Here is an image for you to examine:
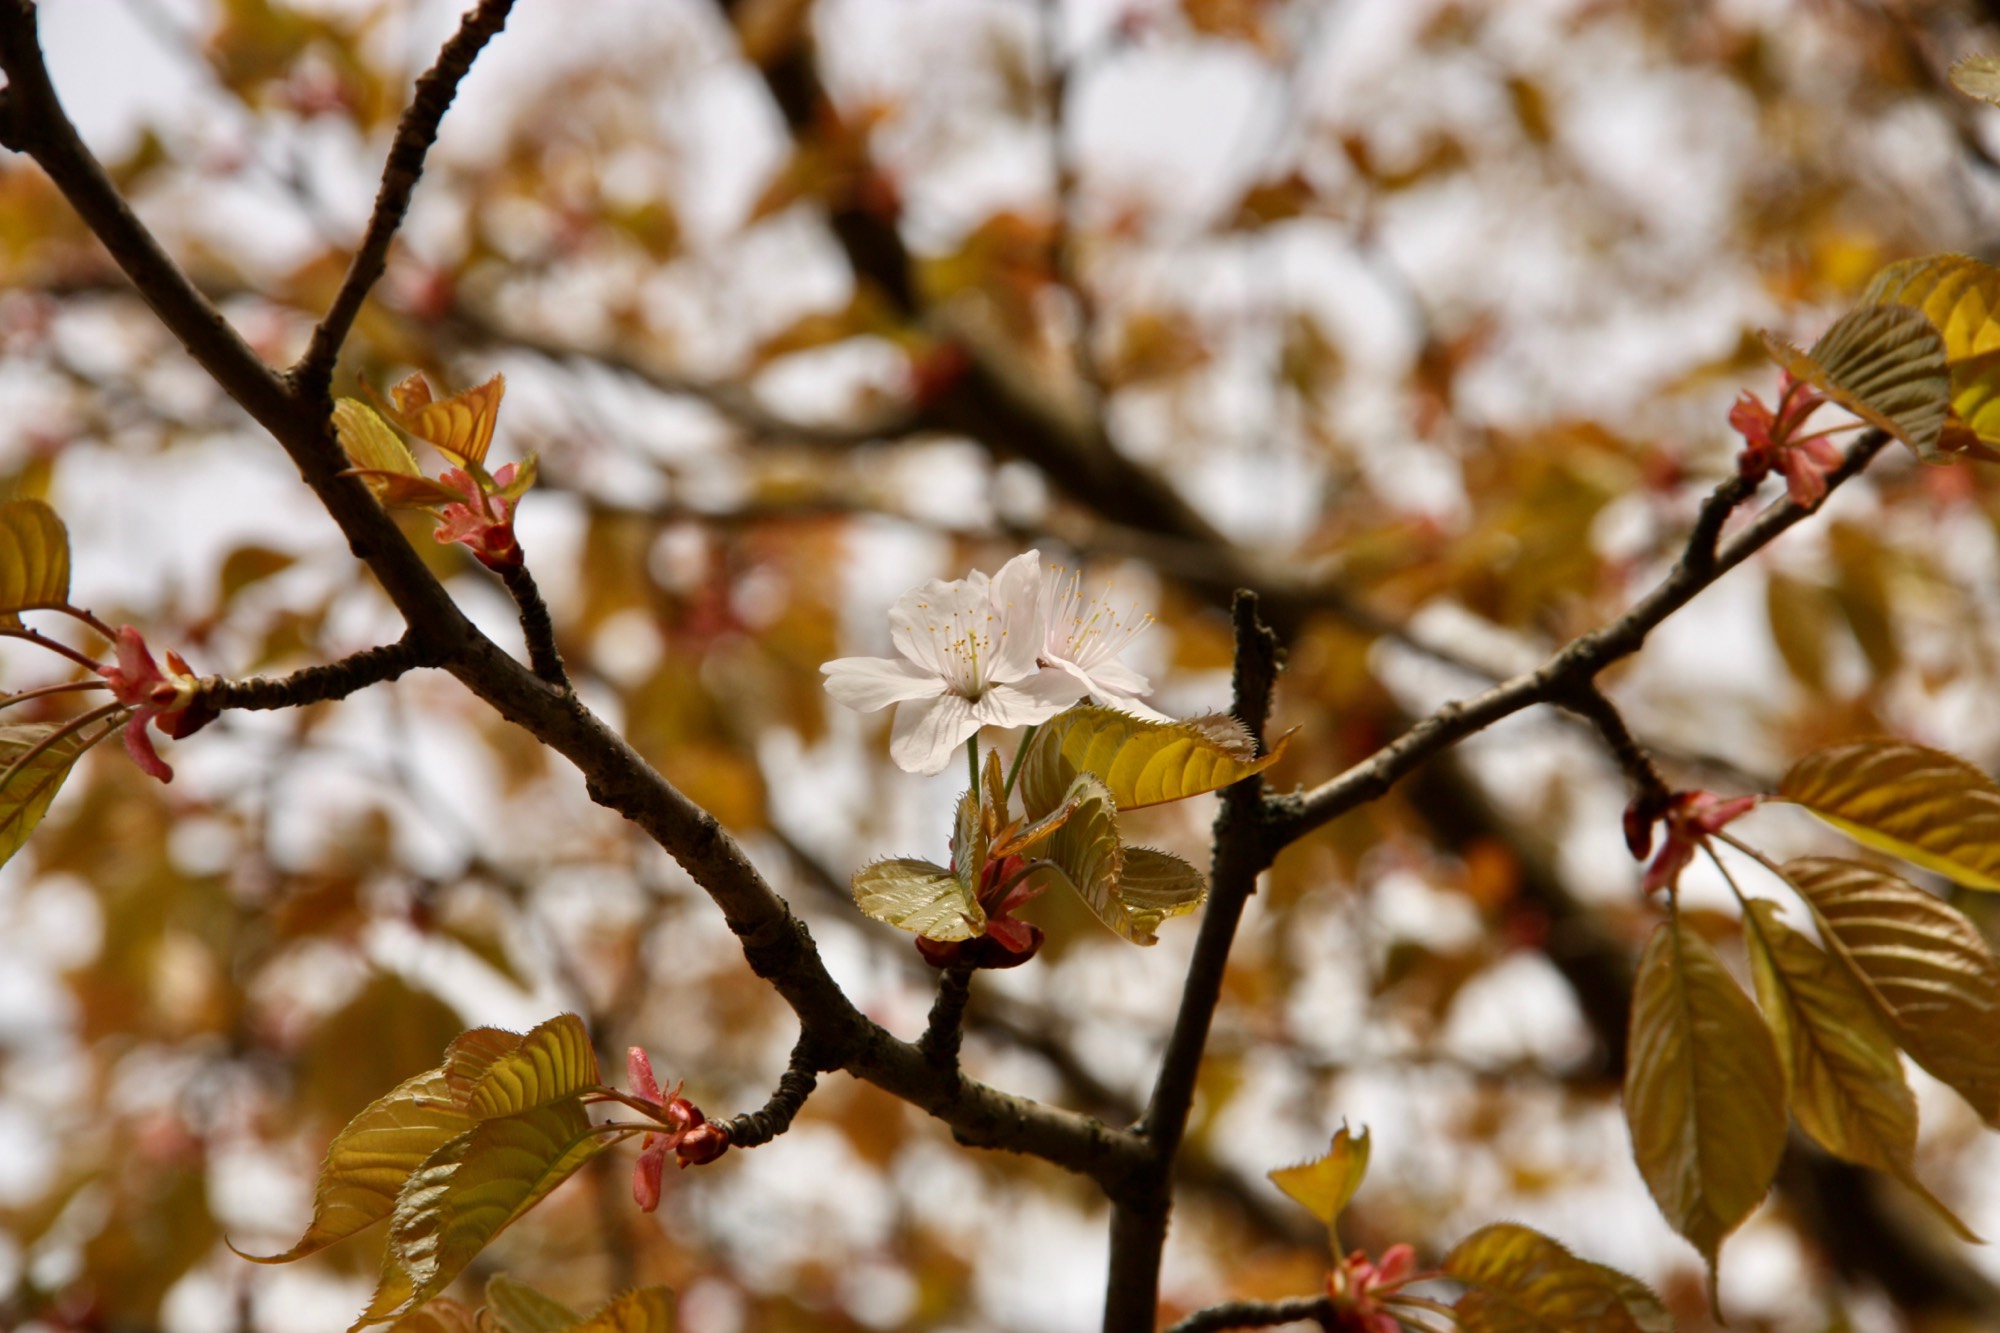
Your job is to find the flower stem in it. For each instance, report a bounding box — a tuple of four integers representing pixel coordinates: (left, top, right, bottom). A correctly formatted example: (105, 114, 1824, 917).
(1002, 724, 1037, 801)
(967, 733, 981, 805)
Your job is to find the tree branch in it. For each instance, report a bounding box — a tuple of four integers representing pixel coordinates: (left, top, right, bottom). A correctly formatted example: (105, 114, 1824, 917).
(0, 0, 1150, 1199)
(195, 633, 446, 713)
(498, 561, 569, 690)
(1270, 434, 1890, 848)
(1162, 1296, 1334, 1333)
(1105, 592, 1286, 1332)
(290, 0, 518, 401)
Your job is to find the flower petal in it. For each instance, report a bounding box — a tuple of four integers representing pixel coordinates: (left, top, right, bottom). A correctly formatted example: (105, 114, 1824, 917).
(822, 656, 946, 712)
(889, 573, 994, 681)
(970, 671, 1080, 729)
(986, 550, 1045, 680)
(889, 692, 980, 775)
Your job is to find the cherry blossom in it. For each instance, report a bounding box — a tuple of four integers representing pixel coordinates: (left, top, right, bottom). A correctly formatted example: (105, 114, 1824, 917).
(821, 551, 1078, 774)
(1039, 564, 1164, 719)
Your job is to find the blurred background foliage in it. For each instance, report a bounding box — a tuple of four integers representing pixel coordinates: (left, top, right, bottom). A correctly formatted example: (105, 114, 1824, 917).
(11, 0, 2000, 1329)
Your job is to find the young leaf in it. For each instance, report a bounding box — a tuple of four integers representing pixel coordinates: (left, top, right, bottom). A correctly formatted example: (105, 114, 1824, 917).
(334, 400, 425, 479)
(384, 1300, 481, 1333)
(1267, 1124, 1369, 1239)
(851, 857, 982, 940)
(1861, 255, 2000, 360)
(1623, 918, 1786, 1287)
(441, 1026, 529, 1098)
(852, 784, 987, 940)
(238, 1066, 475, 1264)
(484, 1274, 583, 1333)
(0, 498, 70, 620)
(1763, 303, 1951, 460)
(356, 1099, 608, 1329)
(1777, 738, 2000, 891)
(465, 1013, 602, 1119)
(554, 1288, 677, 1333)
(1950, 55, 2000, 105)
(387, 373, 504, 467)
(0, 721, 99, 871)
(1741, 900, 1976, 1240)
(1016, 706, 1287, 818)
(1784, 857, 2000, 1123)
(1444, 1223, 1672, 1333)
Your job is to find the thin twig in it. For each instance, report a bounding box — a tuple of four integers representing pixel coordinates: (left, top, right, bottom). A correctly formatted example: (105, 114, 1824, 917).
(498, 561, 569, 690)
(721, 1034, 828, 1147)
(0, 679, 108, 712)
(1161, 1295, 1335, 1333)
(1271, 433, 1889, 848)
(290, 0, 519, 400)
(1557, 681, 1669, 809)
(0, 625, 102, 672)
(196, 634, 444, 713)
(917, 964, 976, 1069)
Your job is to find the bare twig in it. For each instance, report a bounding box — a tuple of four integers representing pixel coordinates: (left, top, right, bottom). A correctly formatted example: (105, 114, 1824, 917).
(291, 0, 519, 400)
(1162, 1295, 1335, 1333)
(1270, 437, 1888, 849)
(497, 561, 569, 690)
(196, 634, 444, 714)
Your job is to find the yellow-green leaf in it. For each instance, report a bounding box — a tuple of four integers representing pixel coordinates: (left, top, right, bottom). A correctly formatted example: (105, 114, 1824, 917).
(1267, 1124, 1369, 1239)
(239, 1067, 475, 1264)
(852, 857, 981, 940)
(1445, 1223, 1672, 1333)
(1036, 774, 1129, 933)
(0, 498, 70, 621)
(485, 1275, 583, 1333)
(1763, 303, 1950, 460)
(334, 400, 425, 479)
(1017, 706, 1287, 818)
(1624, 918, 1786, 1285)
(495, 452, 539, 501)
(1742, 900, 1975, 1240)
(1950, 55, 2000, 105)
(1113, 847, 1207, 931)
(0, 721, 98, 872)
(1783, 857, 2000, 1123)
(1860, 254, 2000, 448)
(466, 1013, 601, 1119)
(852, 784, 986, 940)
(356, 1100, 607, 1329)
(1777, 738, 2000, 890)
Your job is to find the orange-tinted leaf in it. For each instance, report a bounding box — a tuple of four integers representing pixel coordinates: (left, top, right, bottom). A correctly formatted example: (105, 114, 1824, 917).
(1742, 900, 1976, 1240)
(1623, 918, 1786, 1288)
(1267, 1124, 1368, 1239)
(1784, 857, 2000, 1123)
(1777, 739, 2000, 890)
(0, 497, 70, 621)
(1017, 706, 1288, 818)
(557, 1287, 678, 1333)
(1445, 1223, 1672, 1332)
(386, 1299, 481, 1333)
(343, 470, 467, 510)
(1763, 303, 1950, 460)
(386, 373, 504, 467)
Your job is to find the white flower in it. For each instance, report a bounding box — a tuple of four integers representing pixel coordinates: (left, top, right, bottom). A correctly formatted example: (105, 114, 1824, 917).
(822, 551, 1080, 775)
(1039, 564, 1165, 720)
